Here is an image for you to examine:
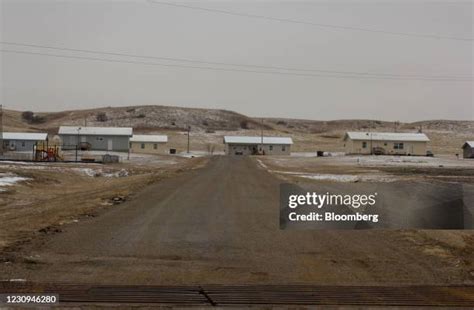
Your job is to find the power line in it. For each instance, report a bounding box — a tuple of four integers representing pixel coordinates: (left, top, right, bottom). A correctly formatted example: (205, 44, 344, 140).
(1, 49, 472, 82)
(1, 41, 472, 80)
(147, 1, 474, 42)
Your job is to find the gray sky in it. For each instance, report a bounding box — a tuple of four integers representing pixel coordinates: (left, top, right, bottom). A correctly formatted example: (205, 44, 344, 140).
(1, 0, 473, 121)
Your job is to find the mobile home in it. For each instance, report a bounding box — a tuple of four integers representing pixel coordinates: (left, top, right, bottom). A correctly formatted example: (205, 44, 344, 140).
(58, 126, 133, 152)
(2, 132, 48, 152)
(223, 136, 293, 155)
(343, 132, 429, 156)
(130, 135, 168, 154)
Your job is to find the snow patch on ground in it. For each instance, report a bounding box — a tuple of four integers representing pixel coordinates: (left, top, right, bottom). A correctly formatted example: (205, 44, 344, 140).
(0, 173, 30, 191)
(299, 173, 396, 183)
(352, 155, 473, 168)
(71, 168, 129, 178)
(0, 161, 37, 165)
(178, 151, 208, 158)
(270, 170, 396, 183)
(291, 152, 317, 157)
(256, 159, 268, 169)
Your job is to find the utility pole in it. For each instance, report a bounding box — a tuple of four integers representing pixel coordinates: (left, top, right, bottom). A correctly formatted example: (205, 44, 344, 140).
(0, 105, 3, 156)
(187, 125, 191, 154)
(260, 118, 264, 155)
(367, 130, 373, 155)
(76, 127, 81, 162)
(370, 132, 373, 155)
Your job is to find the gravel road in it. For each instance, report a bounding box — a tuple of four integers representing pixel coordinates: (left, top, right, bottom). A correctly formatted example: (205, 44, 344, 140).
(3, 156, 473, 285)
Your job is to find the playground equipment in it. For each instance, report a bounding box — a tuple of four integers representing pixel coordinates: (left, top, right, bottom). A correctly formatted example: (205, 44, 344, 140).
(34, 136, 63, 162)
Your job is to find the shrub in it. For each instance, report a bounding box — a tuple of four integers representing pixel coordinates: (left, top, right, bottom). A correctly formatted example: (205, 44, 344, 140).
(22, 111, 34, 122)
(96, 112, 108, 122)
(30, 115, 45, 124)
(22, 111, 45, 124)
(240, 120, 249, 129)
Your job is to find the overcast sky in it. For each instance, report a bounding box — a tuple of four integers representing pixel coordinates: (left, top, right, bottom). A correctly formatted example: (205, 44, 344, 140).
(0, 0, 472, 121)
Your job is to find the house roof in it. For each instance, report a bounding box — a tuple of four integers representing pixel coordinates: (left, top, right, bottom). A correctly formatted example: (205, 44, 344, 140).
(2, 132, 48, 141)
(130, 135, 168, 143)
(462, 141, 474, 148)
(59, 126, 133, 136)
(224, 136, 293, 145)
(344, 132, 430, 142)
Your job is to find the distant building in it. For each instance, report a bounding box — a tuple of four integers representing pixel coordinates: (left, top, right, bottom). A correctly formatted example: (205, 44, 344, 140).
(2, 132, 48, 152)
(130, 135, 168, 154)
(58, 126, 133, 152)
(343, 132, 430, 156)
(223, 136, 293, 155)
(462, 141, 474, 159)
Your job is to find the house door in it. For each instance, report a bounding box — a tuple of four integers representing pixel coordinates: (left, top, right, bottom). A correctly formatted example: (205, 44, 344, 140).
(107, 139, 113, 151)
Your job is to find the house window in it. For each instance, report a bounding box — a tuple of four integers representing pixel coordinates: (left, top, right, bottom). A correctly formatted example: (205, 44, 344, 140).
(21, 141, 26, 147)
(141, 143, 145, 149)
(384, 143, 387, 146)
(394, 142, 404, 150)
(153, 144, 158, 150)
(282, 146, 286, 151)
(269, 145, 273, 151)
(362, 141, 367, 148)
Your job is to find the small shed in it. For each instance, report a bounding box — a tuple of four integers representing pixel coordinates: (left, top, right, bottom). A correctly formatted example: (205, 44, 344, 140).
(130, 135, 168, 154)
(223, 136, 293, 155)
(343, 132, 430, 156)
(58, 126, 133, 152)
(2, 132, 48, 152)
(462, 141, 474, 158)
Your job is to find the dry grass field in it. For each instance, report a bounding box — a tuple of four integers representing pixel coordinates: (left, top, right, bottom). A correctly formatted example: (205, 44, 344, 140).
(0, 154, 207, 254)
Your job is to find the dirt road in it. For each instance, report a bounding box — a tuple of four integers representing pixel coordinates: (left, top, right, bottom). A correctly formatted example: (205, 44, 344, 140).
(2, 156, 473, 285)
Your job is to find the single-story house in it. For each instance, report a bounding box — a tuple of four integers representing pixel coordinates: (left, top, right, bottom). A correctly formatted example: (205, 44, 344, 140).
(343, 132, 430, 156)
(130, 135, 168, 154)
(462, 141, 474, 158)
(223, 136, 293, 155)
(2, 132, 48, 152)
(58, 126, 133, 152)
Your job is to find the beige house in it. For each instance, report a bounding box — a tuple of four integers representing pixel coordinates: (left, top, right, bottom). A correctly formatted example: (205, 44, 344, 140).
(130, 135, 168, 154)
(343, 132, 429, 156)
(224, 136, 293, 155)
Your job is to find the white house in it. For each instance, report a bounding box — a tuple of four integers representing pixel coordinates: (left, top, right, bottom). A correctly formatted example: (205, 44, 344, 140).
(223, 136, 293, 155)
